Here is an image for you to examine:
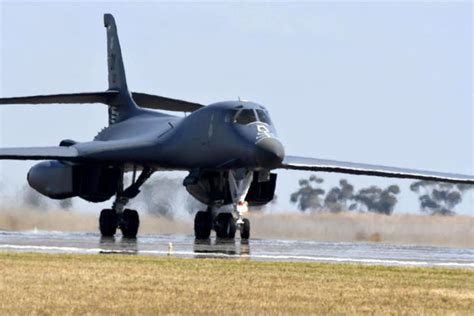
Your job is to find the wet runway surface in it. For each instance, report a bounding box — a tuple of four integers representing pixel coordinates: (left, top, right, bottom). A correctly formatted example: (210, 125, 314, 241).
(0, 230, 473, 268)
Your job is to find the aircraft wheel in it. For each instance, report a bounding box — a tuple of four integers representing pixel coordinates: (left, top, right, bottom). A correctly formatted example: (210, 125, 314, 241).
(99, 209, 117, 237)
(240, 218, 250, 240)
(194, 211, 212, 239)
(120, 209, 140, 238)
(215, 213, 236, 239)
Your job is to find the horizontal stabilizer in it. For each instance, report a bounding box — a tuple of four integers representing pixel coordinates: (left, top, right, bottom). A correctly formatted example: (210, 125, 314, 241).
(0, 91, 204, 113)
(0, 146, 79, 161)
(0, 91, 118, 105)
(132, 92, 204, 112)
(280, 155, 474, 185)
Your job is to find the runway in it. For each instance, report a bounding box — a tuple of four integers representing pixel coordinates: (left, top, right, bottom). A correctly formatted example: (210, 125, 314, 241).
(0, 230, 473, 268)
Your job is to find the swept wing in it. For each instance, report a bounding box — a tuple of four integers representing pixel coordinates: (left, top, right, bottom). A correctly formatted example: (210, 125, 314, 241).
(281, 155, 474, 185)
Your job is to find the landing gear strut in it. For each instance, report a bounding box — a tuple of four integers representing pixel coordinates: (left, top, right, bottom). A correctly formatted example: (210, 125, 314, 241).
(229, 170, 253, 240)
(99, 167, 153, 238)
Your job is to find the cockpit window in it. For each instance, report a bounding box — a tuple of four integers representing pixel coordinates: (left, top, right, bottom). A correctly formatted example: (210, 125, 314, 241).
(234, 109, 257, 125)
(225, 110, 238, 122)
(256, 109, 272, 125)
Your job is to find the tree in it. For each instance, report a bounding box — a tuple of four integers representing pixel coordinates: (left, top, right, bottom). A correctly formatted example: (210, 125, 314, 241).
(410, 181, 472, 215)
(290, 175, 325, 211)
(291, 175, 401, 214)
(351, 185, 400, 215)
(323, 179, 354, 212)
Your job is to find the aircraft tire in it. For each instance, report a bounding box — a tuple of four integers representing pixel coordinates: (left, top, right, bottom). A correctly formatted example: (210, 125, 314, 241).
(120, 209, 140, 238)
(240, 218, 250, 240)
(99, 209, 117, 237)
(194, 211, 212, 239)
(215, 213, 236, 239)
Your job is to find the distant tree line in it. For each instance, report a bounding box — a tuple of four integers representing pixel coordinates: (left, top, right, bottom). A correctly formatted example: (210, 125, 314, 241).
(11, 175, 474, 217)
(291, 175, 473, 216)
(410, 181, 472, 216)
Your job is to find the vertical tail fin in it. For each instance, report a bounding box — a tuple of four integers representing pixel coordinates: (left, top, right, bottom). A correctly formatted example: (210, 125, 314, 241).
(104, 14, 128, 92)
(103, 14, 138, 125)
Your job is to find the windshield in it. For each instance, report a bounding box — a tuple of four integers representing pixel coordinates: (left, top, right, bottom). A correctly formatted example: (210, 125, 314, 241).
(256, 109, 272, 125)
(234, 109, 257, 125)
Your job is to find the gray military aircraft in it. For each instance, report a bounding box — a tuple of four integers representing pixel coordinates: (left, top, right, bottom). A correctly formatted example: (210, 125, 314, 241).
(1, 14, 473, 239)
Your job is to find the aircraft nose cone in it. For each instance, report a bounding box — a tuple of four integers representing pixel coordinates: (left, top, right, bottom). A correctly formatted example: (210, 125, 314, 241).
(255, 138, 285, 168)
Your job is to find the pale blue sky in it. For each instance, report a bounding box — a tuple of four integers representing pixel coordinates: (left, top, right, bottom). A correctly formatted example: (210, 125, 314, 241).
(1, 1, 472, 215)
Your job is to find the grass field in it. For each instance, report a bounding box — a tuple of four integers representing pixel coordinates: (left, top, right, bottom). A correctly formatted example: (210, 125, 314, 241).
(0, 253, 472, 314)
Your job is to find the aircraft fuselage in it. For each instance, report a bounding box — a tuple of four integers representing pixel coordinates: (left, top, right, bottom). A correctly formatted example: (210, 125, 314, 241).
(89, 100, 285, 171)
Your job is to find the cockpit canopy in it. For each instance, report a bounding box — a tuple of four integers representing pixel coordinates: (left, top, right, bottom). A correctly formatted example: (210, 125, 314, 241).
(229, 108, 273, 126)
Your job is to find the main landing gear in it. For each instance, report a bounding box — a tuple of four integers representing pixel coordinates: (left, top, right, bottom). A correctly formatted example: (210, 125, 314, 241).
(99, 167, 153, 238)
(194, 170, 253, 240)
(100, 208, 139, 238)
(194, 209, 251, 240)
(99, 209, 117, 236)
(194, 210, 212, 239)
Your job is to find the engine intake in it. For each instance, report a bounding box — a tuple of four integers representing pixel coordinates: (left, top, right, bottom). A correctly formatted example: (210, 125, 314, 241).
(185, 171, 277, 206)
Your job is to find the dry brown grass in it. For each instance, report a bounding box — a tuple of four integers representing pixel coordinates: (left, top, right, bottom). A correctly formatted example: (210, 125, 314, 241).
(0, 208, 191, 234)
(0, 252, 472, 315)
(1, 207, 473, 247)
(249, 212, 474, 247)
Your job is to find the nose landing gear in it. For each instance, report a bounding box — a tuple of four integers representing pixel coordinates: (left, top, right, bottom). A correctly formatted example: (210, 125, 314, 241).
(229, 170, 253, 240)
(240, 218, 250, 240)
(234, 201, 251, 239)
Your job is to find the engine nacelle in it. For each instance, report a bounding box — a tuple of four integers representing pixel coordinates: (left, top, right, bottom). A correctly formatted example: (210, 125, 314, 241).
(27, 161, 120, 202)
(185, 171, 277, 206)
(246, 173, 277, 206)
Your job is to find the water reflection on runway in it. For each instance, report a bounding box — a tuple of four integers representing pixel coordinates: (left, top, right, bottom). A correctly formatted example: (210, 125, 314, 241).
(0, 230, 473, 268)
(99, 236, 139, 255)
(193, 238, 250, 259)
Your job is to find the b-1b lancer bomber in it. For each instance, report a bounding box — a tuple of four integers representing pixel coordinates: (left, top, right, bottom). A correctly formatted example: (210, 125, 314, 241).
(1, 14, 473, 239)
